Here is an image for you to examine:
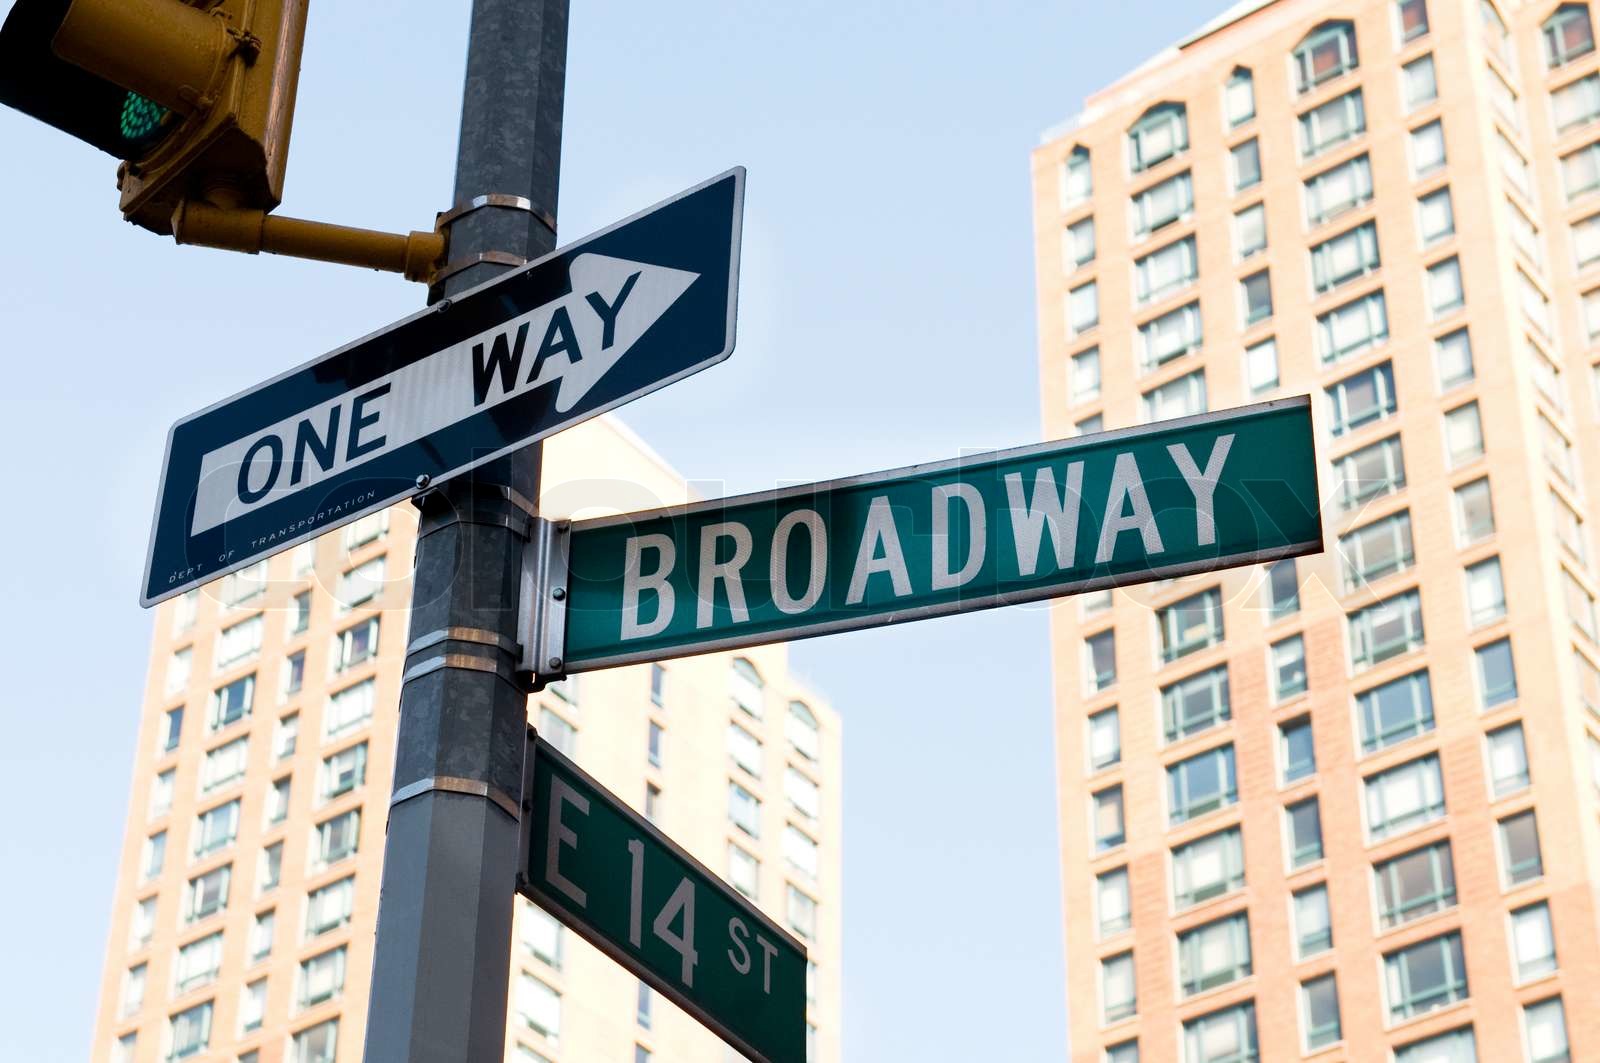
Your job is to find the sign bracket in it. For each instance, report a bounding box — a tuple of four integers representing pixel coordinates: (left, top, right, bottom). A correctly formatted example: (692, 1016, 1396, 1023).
(518, 516, 571, 688)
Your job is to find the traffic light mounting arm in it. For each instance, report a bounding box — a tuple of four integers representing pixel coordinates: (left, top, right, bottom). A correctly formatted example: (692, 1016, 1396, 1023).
(172, 199, 446, 283)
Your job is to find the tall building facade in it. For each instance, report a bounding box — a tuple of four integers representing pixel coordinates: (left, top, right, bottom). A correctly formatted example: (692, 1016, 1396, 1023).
(90, 418, 842, 1063)
(1033, 1, 1600, 1060)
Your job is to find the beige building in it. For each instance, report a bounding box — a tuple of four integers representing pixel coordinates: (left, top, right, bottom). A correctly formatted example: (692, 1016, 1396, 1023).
(1033, 0, 1600, 1060)
(90, 417, 842, 1063)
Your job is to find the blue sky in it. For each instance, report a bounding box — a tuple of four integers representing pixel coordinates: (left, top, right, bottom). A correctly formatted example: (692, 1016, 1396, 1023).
(0, 1, 1208, 1057)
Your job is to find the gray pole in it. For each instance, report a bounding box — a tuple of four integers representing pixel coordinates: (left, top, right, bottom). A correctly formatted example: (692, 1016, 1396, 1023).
(363, 1, 568, 1060)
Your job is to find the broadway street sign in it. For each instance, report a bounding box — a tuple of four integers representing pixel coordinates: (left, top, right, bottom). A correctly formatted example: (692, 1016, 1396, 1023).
(141, 167, 746, 606)
(519, 731, 806, 1063)
(539, 397, 1320, 673)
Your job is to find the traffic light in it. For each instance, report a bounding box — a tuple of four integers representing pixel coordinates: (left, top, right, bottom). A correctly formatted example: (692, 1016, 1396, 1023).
(0, 0, 309, 234)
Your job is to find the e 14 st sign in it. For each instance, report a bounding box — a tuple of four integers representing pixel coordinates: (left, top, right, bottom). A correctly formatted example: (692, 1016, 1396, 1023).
(520, 732, 805, 1063)
(550, 397, 1320, 671)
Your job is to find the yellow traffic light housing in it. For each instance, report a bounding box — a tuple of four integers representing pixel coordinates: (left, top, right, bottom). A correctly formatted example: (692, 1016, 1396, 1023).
(0, 0, 446, 281)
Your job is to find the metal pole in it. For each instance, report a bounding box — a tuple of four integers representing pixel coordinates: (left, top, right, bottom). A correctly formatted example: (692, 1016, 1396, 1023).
(363, 1, 567, 1059)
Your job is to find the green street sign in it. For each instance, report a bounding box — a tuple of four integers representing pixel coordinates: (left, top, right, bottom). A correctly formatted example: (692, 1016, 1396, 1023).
(541, 397, 1320, 672)
(519, 732, 806, 1063)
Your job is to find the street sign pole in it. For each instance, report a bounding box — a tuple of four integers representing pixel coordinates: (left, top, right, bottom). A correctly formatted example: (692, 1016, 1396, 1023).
(363, 1, 567, 1060)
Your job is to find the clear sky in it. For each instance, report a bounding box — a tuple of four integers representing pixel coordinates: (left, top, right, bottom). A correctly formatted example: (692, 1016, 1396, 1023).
(0, 1, 1210, 1058)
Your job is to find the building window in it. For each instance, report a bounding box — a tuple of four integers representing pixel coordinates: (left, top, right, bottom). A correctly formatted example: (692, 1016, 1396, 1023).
(1097, 867, 1132, 938)
(249, 908, 275, 963)
(1427, 257, 1464, 318)
(1305, 154, 1373, 225)
(1162, 666, 1230, 743)
(1069, 281, 1099, 336)
(1317, 292, 1389, 365)
(219, 560, 268, 607)
(319, 742, 368, 803)
(788, 885, 818, 940)
(728, 780, 761, 838)
(1367, 754, 1446, 840)
(1094, 785, 1126, 851)
(166, 647, 193, 697)
(1562, 142, 1600, 202)
(1510, 902, 1557, 982)
(1135, 236, 1198, 305)
(193, 800, 240, 858)
(1410, 120, 1447, 178)
(1234, 203, 1266, 260)
(274, 713, 298, 760)
(280, 650, 305, 703)
(131, 895, 157, 947)
(1072, 347, 1101, 403)
(1461, 557, 1506, 629)
(1101, 951, 1136, 1023)
(184, 865, 231, 924)
(314, 809, 361, 868)
(331, 617, 379, 674)
(1452, 478, 1495, 546)
(519, 900, 563, 970)
(1172, 827, 1245, 909)
(1333, 434, 1405, 510)
(1553, 72, 1600, 132)
(1158, 588, 1223, 662)
(1225, 67, 1255, 127)
(290, 1019, 338, 1063)
(1076, 414, 1104, 436)
(1510, 200, 1546, 270)
(324, 677, 375, 739)
(150, 769, 174, 820)
(209, 674, 256, 732)
(1168, 744, 1237, 825)
(1575, 213, 1600, 269)
(1266, 558, 1299, 618)
(1085, 629, 1117, 692)
(1182, 1001, 1257, 1063)
(1434, 328, 1474, 390)
(1272, 635, 1307, 702)
(1398, 0, 1429, 41)
(1063, 146, 1092, 207)
(201, 736, 250, 794)
(517, 973, 561, 1044)
(121, 962, 146, 1017)
(1340, 510, 1414, 593)
(215, 615, 264, 670)
(1546, 4, 1596, 68)
(787, 700, 820, 761)
(1292, 883, 1332, 958)
(1444, 401, 1484, 467)
(728, 843, 759, 898)
(1089, 707, 1121, 771)
(1231, 138, 1261, 194)
(1403, 54, 1438, 112)
(342, 509, 388, 551)
(295, 945, 346, 1012)
(785, 766, 820, 822)
(729, 657, 764, 718)
(647, 720, 664, 768)
(1294, 21, 1359, 93)
(1394, 1027, 1475, 1063)
(1500, 809, 1544, 885)
(174, 931, 224, 992)
(306, 876, 355, 938)
(265, 777, 290, 827)
(1375, 841, 1456, 928)
(1299, 89, 1366, 161)
(259, 843, 282, 897)
(1357, 669, 1434, 756)
(1131, 170, 1193, 236)
(1552, 492, 1588, 563)
(1525, 998, 1571, 1063)
(1476, 638, 1518, 708)
(240, 978, 266, 1032)
(1280, 717, 1315, 783)
(1301, 973, 1341, 1051)
(1239, 270, 1272, 325)
(1309, 221, 1379, 294)
(1418, 186, 1453, 246)
(159, 706, 184, 755)
(1285, 796, 1323, 867)
(141, 830, 166, 881)
(1385, 932, 1468, 1021)
(1141, 369, 1207, 422)
(1244, 337, 1277, 395)
(1178, 912, 1252, 997)
(168, 1000, 213, 1059)
(1522, 270, 1555, 336)
(727, 721, 762, 777)
(291, 589, 311, 634)
(1128, 103, 1189, 173)
(1137, 301, 1203, 371)
(1107, 1041, 1139, 1063)
(1566, 568, 1598, 640)
(636, 981, 652, 1029)
(1578, 649, 1600, 718)
(335, 555, 385, 611)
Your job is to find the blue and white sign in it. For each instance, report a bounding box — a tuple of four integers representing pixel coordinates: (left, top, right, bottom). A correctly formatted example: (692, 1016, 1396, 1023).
(142, 168, 746, 606)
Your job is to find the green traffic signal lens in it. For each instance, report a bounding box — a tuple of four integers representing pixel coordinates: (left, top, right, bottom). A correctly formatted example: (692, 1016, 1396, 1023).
(119, 91, 168, 148)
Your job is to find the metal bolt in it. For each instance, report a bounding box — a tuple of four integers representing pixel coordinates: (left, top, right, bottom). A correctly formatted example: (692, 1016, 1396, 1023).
(415, 474, 431, 490)
(434, 298, 452, 313)
(547, 656, 563, 670)
(551, 587, 566, 601)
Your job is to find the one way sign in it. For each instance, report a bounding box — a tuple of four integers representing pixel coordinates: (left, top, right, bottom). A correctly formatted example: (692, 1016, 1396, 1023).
(141, 168, 745, 606)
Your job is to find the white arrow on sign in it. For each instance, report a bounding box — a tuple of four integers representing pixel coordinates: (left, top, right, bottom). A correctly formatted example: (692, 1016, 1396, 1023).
(189, 254, 699, 535)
